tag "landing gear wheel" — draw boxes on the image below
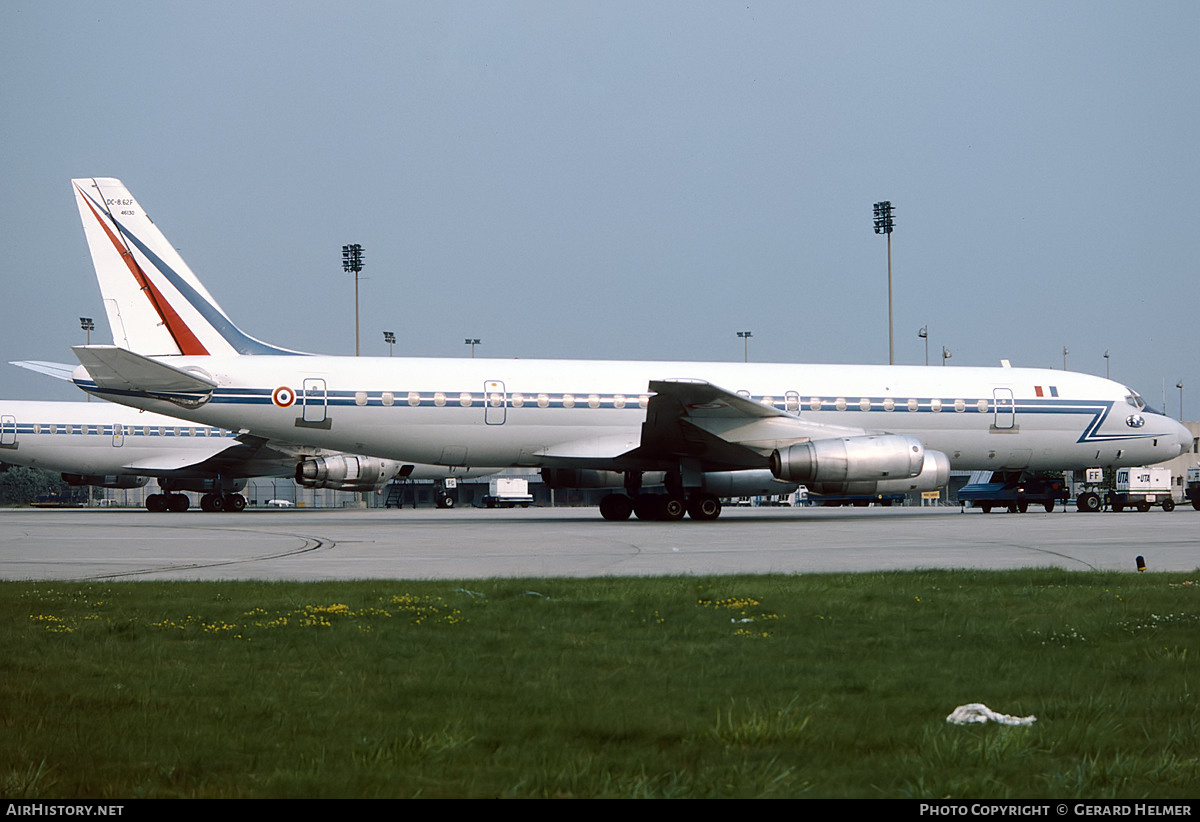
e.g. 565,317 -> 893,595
661,496 -> 686,521
686,493 -> 722,521
200,493 -> 224,512
1077,493 -> 1101,513
224,493 -> 246,512
146,493 -> 167,513
599,494 -> 634,521
167,493 -> 190,513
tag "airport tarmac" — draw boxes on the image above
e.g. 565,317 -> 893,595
1,504 -> 1196,581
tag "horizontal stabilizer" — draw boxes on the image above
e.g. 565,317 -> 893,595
72,345 -> 217,408
9,360 -> 78,382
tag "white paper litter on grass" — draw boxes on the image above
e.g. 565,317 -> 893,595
946,703 -> 1036,726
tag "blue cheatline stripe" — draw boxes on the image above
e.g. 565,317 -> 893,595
71,377 -> 1158,446
9,423 -> 228,437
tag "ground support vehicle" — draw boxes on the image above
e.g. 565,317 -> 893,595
1186,468 -> 1200,511
481,478 -> 533,508
958,471 -> 1067,513
1108,467 -> 1175,512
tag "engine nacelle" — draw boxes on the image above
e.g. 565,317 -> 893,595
697,469 -> 799,497
770,435 -> 926,484
296,455 -> 405,492
541,468 -> 667,489
807,449 -> 950,496
61,473 -> 149,489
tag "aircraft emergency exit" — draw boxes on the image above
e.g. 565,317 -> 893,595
60,177 -> 1192,521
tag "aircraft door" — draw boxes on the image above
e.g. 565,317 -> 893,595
112,423 -> 124,448
302,378 -> 328,424
1,415 -> 15,447
993,388 -> 1015,430
484,380 -> 507,425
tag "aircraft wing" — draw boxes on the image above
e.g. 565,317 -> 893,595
541,379 -> 873,471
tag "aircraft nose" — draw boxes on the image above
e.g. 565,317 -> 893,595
1169,418 -> 1193,457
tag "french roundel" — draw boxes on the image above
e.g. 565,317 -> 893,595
272,386 -> 296,408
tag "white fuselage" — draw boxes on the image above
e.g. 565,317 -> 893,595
0,400 -> 238,477
72,356 -> 1191,472
0,399 -> 488,484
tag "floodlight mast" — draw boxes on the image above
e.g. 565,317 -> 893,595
873,201 -> 895,365
80,318 -> 95,401
342,244 -> 364,356
737,330 -> 753,363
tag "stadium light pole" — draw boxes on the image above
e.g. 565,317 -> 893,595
465,338 -> 480,358
1177,380 -> 1184,421
79,316 -> 97,501
383,330 -> 395,357
1063,346 -> 1069,371
342,244 -> 364,356
942,346 -> 951,366
1104,350 -> 1110,379
737,330 -> 753,363
918,325 -> 928,366
80,318 -> 95,402
873,201 -> 895,365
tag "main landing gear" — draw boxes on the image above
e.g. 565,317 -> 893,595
599,492 -> 723,522
145,492 -> 247,512
199,492 -> 247,512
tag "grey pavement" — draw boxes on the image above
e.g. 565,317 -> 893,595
2,505 -> 1196,581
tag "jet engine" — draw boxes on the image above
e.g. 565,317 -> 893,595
807,449 -> 950,496
296,455 -> 405,492
770,434 -> 927,485
62,473 -> 149,489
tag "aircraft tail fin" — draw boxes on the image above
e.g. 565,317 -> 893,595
71,178 -> 302,357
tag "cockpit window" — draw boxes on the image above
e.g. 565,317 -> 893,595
1124,389 -> 1146,410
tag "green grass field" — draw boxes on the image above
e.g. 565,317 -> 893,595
2,570 -> 1197,798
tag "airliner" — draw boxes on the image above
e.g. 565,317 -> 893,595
0,398 -> 484,512
55,177 -> 1191,521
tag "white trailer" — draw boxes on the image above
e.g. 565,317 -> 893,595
1110,467 -> 1175,512
482,478 -> 534,508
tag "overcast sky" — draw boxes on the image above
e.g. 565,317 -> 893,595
2,1 -> 1196,418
